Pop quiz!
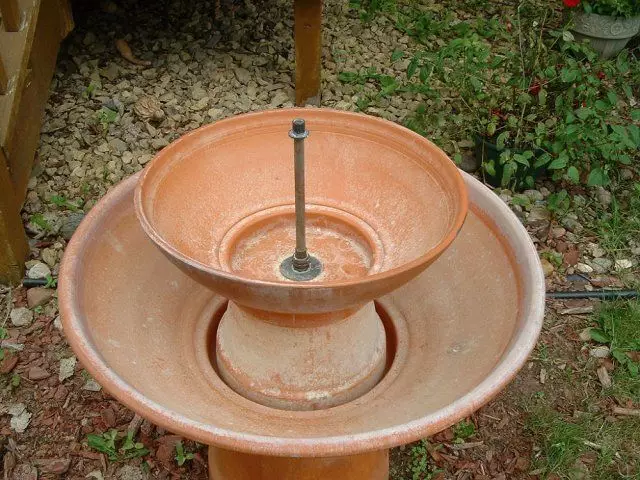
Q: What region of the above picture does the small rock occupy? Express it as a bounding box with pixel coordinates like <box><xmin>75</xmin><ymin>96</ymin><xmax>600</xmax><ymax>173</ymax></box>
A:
<box><xmin>27</xmin><ymin>261</ymin><xmax>51</xmax><ymax>279</ymax></box>
<box><xmin>527</xmin><ymin>206</ymin><xmax>550</xmax><ymax>223</ymax></box>
<box><xmin>134</xmin><ymin>96</ymin><xmax>164</xmax><ymax>122</ymax></box>
<box><xmin>539</xmin><ymin>368</ymin><xmax>547</xmax><ymax>384</ymax></box>
<box><xmin>597</xmin><ymin>366</ymin><xmax>612</xmax><ymax>388</ymax></box>
<box><xmin>28</xmin><ymin>366</ymin><xmax>51</xmax><ymax>380</ymax></box>
<box><xmin>61</xmin><ymin>212</ymin><xmax>85</xmax><ymax>240</ymax></box>
<box><xmin>151</xmin><ymin>137</ymin><xmax>169</xmax><ymax>150</ymax></box>
<box><xmin>539</xmin><ymin>186</ymin><xmax>551</xmax><ymax>198</ymax></box>
<box><xmin>561</xmin><ymin>216</ymin><xmax>583</xmax><ymax>233</ymax></box>
<box><xmin>587</xmin><ymin>243</ymin><xmax>606</xmax><ymax>258</ymax></box>
<box><xmin>191</xmin><ymin>85</ymin><xmax>207</xmax><ymax>101</ymax></box>
<box><xmin>620</xmin><ymin>168</ymin><xmax>634</xmax><ymax>180</ymax></box>
<box><xmin>564</xmin><ymin>248</ymin><xmax>579</xmax><ymax>267</ymax></box>
<box><xmin>576</xmin><ymin>263</ymin><xmax>593</xmax><ymax>274</ymax></box>
<box><xmin>54</xmin><ymin>384</ymin><xmax>68</xmax><ymax>402</ymax></box>
<box><xmin>41</xmin><ymin>248</ymin><xmax>58</xmax><ymax>268</ymax></box>
<box><xmin>590</xmin><ymin>257</ymin><xmax>613</xmax><ymax>274</ymax></box>
<box><xmin>9</xmin><ymin>404</ymin><xmax>31</xmax><ymax>433</ymax></box>
<box><xmin>614</xmin><ymin>259</ymin><xmax>633</xmax><ymax>271</ymax></box>
<box><xmin>82</xmin><ymin>377</ymin><xmax>102</xmax><ymax>392</ymax></box>
<box><xmin>551</xmin><ymin>227</ymin><xmax>566</xmax><ymax>239</ymax></box>
<box><xmin>27</xmin><ymin>287</ymin><xmax>54</xmax><ymax>308</ymax></box>
<box><xmin>540</xmin><ymin>258</ymin><xmax>554</xmax><ymax>277</ymax></box>
<box><xmin>596</xmin><ymin>187</ymin><xmax>612</xmax><ymax>207</ymax></box>
<box><xmin>53</xmin><ymin>315</ymin><xmax>63</xmax><ymax>331</ymax></box>
<box><xmin>10</xmin><ymin>307</ymin><xmax>33</xmax><ymax>327</ymax></box>
<box><xmin>590</xmin><ymin>346</ymin><xmax>610</xmax><ymax>358</ymax></box>
<box><xmin>33</xmin><ymin>458</ymin><xmax>71</xmax><ymax>475</ymax></box>
<box><xmin>109</xmin><ymin>138</ymin><xmax>128</xmax><ymax>153</ymax></box>
<box><xmin>270</xmin><ymin>91</ymin><xmax>290</xmax><ymax>108</ymax></box>
<box><xmin>524</xmin><ymin>189</ymin><xmax>544</xmax><ymax>202</ymax></box>
<box><xmin>234</xmin><ymin>67</ymin><xmax>251</xmax><ymax>84</ymax></box>
<box><xmin>59</xmin><ymin>356</ymin><xmax>77</xmax><ymax>381</ymax></box>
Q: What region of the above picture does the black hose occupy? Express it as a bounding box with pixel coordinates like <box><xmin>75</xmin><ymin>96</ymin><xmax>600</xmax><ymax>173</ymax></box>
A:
<box><xmin>22</xmin><ymin>278</ymin><xmax>49</xmax><ymax>288</ymax></box>
<box><xmin>546</xmin><ymin>290</ymin><xmax>639</xmax><ymax>300</ymax></box>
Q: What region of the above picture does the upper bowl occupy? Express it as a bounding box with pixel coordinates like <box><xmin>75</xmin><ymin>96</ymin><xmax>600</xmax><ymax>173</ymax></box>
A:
<box><xmin>135</xmin><ymin>108</ymin><xmax>468</xmax><ymax>313</ymax></box>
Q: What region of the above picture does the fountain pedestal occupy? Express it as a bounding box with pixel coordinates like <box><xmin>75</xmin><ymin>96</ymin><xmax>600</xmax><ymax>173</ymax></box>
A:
<box><xmin>209</xmin><ymin>448</ymin><xmax>388</xmax><ymax>479</ymax></box>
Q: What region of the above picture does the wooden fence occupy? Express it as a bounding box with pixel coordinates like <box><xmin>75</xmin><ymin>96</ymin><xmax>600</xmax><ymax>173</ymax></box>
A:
<box><xmin>0</xmin><ymin>0</ymin><xmax>72</xmax><ymax>284</ymax></box>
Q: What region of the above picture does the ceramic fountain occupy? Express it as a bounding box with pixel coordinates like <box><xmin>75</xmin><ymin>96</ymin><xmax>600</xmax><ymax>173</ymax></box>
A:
<box><xmin>59</xmin><ymin>108</ymin><xmax>545</xmax><ymax>479</ymax></box>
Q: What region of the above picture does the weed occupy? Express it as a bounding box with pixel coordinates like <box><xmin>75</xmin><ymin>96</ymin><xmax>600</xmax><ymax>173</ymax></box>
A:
<box><xmin>96</xmin><ymin>107</ymin><xmax>118</xmax><ymax>132</ymax></box>
<box><xmin>594</xmin><ymin>183</ymin><xmax>640</xmax><ymax>257</ymax></box>
<box><xmin>453</xmin><ymin>420</ymin><xmax>476</xmax><ymax>442</ymax></box>
<box><xmin>175</xmin><ymin>440</ymin><xmax>195</xmax><ymax>466</ymax></box>
<box><xmin>11</xmin><ymin>374</ymin><xmax>20</xmax><ymax>388</ymax></box>
<box><xmin>87</xmin><ymin>429</ymin><xmax>149</xmax><ymax>461</ymax></box>
<box><xmin>49</xmin><ymin>195</ymin><xmax>81</xmax><ymax>212</ymax></box>
<box><xmin>44</xmin><ymin>275</ymin><xmax>57</xmax><ymax>289</ymax></box>
<box><xmin>588</xmin><ymin>301</ymin><xmax>640</xmax><ymax>402</ymax></box>
<box><xmin>0</xmin><ymin>327</ymin><xmax>7</xmax><ymax>361</ymax></box>
<box><xmin>29</xmin><ymin>213</ymin><xmax>52</xmax><ymax>232</ymax></box>
<box><xmin>527</xmin><ymin>406</ymin><xmax>640</xmax><ymax>479</ymax></box>
<box><xmin>349</xmin><ymin>0</ymin><xmax>396</xmax><ymax>22</ymax></box>
<box><xmin>409</xmin><ymin>440</ymin><xmax>442</xmax><ymax>480</ymax></box>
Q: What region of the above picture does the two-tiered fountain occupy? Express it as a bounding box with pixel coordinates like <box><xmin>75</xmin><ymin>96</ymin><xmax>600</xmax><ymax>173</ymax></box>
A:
<box><xmin>59</xmin><ymin>109</ymin><xmax>544</xmax><ymax>479</ymax></box>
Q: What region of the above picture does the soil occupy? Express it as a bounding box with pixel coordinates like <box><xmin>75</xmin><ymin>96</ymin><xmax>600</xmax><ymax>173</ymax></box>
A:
<box><xmin>1</xmin><ymin>0</ymin><xmax>638</xmax><ymax>478</ymax></box>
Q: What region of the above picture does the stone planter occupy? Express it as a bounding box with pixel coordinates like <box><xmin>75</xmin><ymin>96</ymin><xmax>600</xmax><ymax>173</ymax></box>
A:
<box><xmin>571</xmin><ymin>11</ymin><xmax>640</xmax><ymax>59</ymax></box>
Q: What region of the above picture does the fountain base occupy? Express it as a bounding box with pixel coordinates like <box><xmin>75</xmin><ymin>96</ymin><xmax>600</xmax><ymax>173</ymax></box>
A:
<box><xmin>216</xmin><ymin>301</ymin><xmax>387</xmax><ymax>410</ymax></box>
<box><xmin>208</xmin><ymin>446</ymin><xmax>389</xmax><ymax>480</ymax></box>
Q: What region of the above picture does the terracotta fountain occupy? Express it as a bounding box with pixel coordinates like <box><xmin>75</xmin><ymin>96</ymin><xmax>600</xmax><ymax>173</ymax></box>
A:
<box><xmin>58</xmin><ymin>108</ymin><xmax>545</xmax><ymax>479</ymax></box>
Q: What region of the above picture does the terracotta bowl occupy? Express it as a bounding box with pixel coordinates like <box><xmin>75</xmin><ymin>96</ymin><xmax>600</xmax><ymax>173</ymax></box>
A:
<box><xmin>135</xmin><ymin>109</ymin><xmax>468</xmax><ymax>313</ymax></box>
<box><xmin>59</xmin><ymin>171</ymin><xmax>544</xmax><ymax>456</ymax></box>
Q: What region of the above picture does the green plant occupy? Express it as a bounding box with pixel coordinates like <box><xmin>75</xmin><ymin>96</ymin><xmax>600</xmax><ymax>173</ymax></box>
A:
<box><xmin>0</xmin><ymin>326</ymin><xmax>7</xmax><ymax>361</ymax></box>
<box><xmin>11</xmin><ymin>374</ymin><xmax>20</xmax><ymax>388</ymax></box>
<box><xmin>29</xmin><ymin>213</ymin><xmax>52</xmax><ymax>232</ymax></box>
<box><xmin>49</xmin><ymin>195</ymin><xmax>81</xmax><ymax>212</ymax></box>
<box><xmin>590</xmin><ymin>301</ymin><xmax>640</xmax><ymax>378</ymax></box>
<box><xmin>453</xmin><ymin>420</ymin><xmax>476</xmax><ymax>442</ymax></box>
<box><xmin>594</xmin><ymin>183</ymin><xmax>640</xmax><ymax>256</ymax></box>
<box><xmin>573</xmin><ymin>0</ymin><xmax>640</xmax><ymax>18</ymax></box>
<box><xmin>87</xmin><ymin>429</ymin><xmax>149</xmax><ymax>461</ymax></box>
<box><xmin>44</xmin><ymin>275</ymin><xmax>57</xmax><ymax>289</ymax></box>
<box><xmin>175</xmin><ymin>440</ymin><xmax>195</xmax><ymax>466</ymax></box>
<box><xmin>349</xmin><ymin>0</ymin><xmax>396</xmax><ymax>22</ymax></box>
<box><xmin>409</xmin><ymin>440</ymin><xmax>442</xmax><ymax>480</ymax></box>
<box><xmin>96</xmin><ymin>107</ymin><xmax>118</xmax><ymax>132</ymax></box>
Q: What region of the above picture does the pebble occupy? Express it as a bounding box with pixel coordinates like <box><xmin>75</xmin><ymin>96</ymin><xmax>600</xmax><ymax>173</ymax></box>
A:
<box><xmin>590</xmin><ymin>257</ymin><xmax>613</xmax><ymax>274</ymax></box>
<box><xmin>27</xmin><ymin>261</ymin><xmax>51</xmax><ymax>279</ymax></box>
<box><xmin>614</xmin><ymin>259</ymin><xmax>633</xmax><ymax>271</ymax></box>
<box><xmin>576</xmin><ymin>263</ymin><xmax>593</xmax><ymax>274</ymax></box>
<box><xmin>9</xmin><ymin>403</ymin><xmax>32</xmax><ymax>432</ymax></box>
<box><xmin>27</xmin><ymin>287</ymin><xmax>54</xmax><ymax>308</ymax></box>
<box><xmin>28</xmin><ymin>366</ymin><xmax>51</xmax><ymax>380</ymax></box>
<box><xmin>579</xmin><ymin>327</ymin><xmax>593</xmax><ymax>341</ymax></box>
<box><xmin>596</xmin><ymin>186</ymin><xmax>612</xmax><ymax>207</ymax></box>
<box><xmin>524</xmin><ymin>189</ymin><xmax>543</xmax><ymax>202</ymax></box>
<box><xmin>59</xmin><ymin>356</ymin><xmax>77</xmax><ymax>381</ymax></box>
<box><xmin>590</xmin><ymin>345</ymin><xmax>610</xmax><ymax>358</ymax></box>
<box><xmin>540</xmin><ymin>258</ymin><xmax>554</xmax><ymax>277</ymax></box>
<box><xmin>550</xmin><ymin>227</ymin><xmax>566</xmax><ymax>239</ymax></box>
<box><xmin>10</xmin><ymin>307</ymin><xmax>34</xmax><ymax>327</ymax></box>
<box><xmin>61</xmin><ymin>212</ymin><xmax>85</xmax><ymax>240</ymax></box>
<box><xmin>41</xmin><ymin>247</ymin><xmax>58</xmax><ymax>267</ymax></box>
<box><xmin>82</xmin><ymin>377</ymin><xmax>102</xmax><ymax>392</ymax></box>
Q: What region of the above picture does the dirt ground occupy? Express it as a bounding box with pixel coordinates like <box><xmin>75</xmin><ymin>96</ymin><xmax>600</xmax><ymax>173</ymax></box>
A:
<box><xmin>1</xmin><ymin>0</ymin><xmax>638</xmax><ymax>478</ymax></box>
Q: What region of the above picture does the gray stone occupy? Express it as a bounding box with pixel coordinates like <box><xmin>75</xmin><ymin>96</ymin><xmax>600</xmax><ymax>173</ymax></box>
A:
<box><xmin>109</xmin><ymin>138</ymin><xmax>128</xmax><ymax>153</ymax></box>
<box><xmin>10</xmin><ymin>307</ymin><xmax>33</xmax><ymax>327</ymax></box>
<box><xmin>61</xmin><ymin>212</ymin><xmax>86</xmax><ymax>240</ymax></box>
<box><xmin>27</xmin><ymin>261</ymin><xmax>51</xmax><ymax>279</ymax></box>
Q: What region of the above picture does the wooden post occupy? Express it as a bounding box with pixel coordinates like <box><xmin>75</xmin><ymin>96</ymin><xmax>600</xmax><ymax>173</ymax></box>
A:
<box><xmin>294</xmin><ymin>0</ymin><xmax>322</xmax><ymax>106</ymax></box>
<box><xmin>0</xmin><ymin>149</ymin><xmax>28</xmax><ymax>285</ymax></box>
<box><xmin>0</xmin><ymin>56</ymin><xmax>7</xmax><ymax>94</ymax></box>
<box><xmin>0</xmin><ymin>0</ymin><xmax>22</xmax><ymax>32</ymax></box>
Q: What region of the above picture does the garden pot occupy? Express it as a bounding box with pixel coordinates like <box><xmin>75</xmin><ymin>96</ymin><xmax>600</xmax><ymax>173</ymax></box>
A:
<box><xmin>571</xmin><ymin>11</ymin><xmax>640</xmax><ymax>59</ymax></box>
<box><xmin>473</xmin><ymin>135</ymin><xmax>545</xmax><ymax>191</ymax></box>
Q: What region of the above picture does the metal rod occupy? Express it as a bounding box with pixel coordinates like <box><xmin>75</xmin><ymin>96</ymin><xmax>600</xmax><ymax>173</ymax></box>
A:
<box><xmin>546</xmin><ymin>290</ymin><xmax>639</xmax><ymax>300</ymax></box>
<box><xmin>290</xmin><ymin>118</ymin><xmax>310</xmax><ymax>272</ymax></box>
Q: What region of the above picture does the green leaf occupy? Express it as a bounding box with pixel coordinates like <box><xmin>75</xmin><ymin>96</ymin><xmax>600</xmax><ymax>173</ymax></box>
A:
<box><xmin>587</xmin><ymin>168</ymin><xmax>607</xmax><ymax>186</ymax></box>
<box><xmin>407</xmin><ymin>57</ymin><xmax>418</xmax><ymax>79</ymax></box>
<box><xmin>606</xmin><ymin>91</ymin><xmax>618</xmax><ymax>106</ymax></box>
<box><xmin>338</xmin><ymin>72</ymin><xmax>360</xmax><ymax>83</ymax></box>
<box><xmin>566</xmin><ymin>166</ymin><xmax>580</xmax><ymax>183</ymax></box>
<box><xmin>589</xmin><ymin>328</ymin><xmax>610</xmax><ymax>344</ymax></box>
<box><xmin>391</xmin><ymin>50</ymin><xmax>404</xmax><ymax>62</ymax></box>
<box><xmin>548</xmin><ymin>155</ymin><xmax>568</xmax><ymax>170</ymax></box>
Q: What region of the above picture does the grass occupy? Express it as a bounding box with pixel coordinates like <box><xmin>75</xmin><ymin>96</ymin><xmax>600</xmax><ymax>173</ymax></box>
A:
<box><xmin>595</xmin><ymin>183</ymin><xmax>640</xmax><ymax>258</ymax></box>
<box><xmin>527</xmin><ymin>407</ymin><xmax>640</xmax><ymax>479</ymax></box>
<box><xmin>590</xmin><ymin>301</ymin><xmax>640</xmax><ymax>403</ymax></box>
